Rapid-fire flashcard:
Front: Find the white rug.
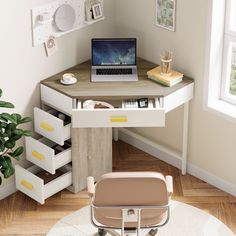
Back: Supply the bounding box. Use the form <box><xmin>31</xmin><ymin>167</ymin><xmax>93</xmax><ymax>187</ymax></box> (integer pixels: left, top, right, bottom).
<box><xmin>47</xmin><ymin>201</ymin><xmax>235</xmax><ymax>236</ymax></box>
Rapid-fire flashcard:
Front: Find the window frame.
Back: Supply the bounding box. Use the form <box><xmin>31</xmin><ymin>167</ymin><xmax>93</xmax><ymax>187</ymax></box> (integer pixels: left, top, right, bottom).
<box><xmin>204</xmin><ymin>0</ymin><xmax>236</xmax><ymax>121</ymax></box>
<box><xmin>220</xmin><ymin>0</ymin><xmax>236</xmax><ymax>106</ymax></box>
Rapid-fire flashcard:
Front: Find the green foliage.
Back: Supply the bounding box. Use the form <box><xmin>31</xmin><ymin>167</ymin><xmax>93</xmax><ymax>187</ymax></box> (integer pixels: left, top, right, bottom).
<box><xmin>0</xmin><ymin>88</ymin><xmax>32</xmax><ymax>184</ymax></box>
<box><xmin>230</xmin><ymin>47</ymin><xmax>236</xmax><ymax>95</ymax></box>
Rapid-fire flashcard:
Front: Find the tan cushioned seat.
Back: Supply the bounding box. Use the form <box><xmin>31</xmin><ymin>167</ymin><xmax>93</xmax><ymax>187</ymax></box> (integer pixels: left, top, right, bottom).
<box><xmin>93</xmin><ymin>172</ymin><xmax>169</xmax><ymax>228</ymax></box>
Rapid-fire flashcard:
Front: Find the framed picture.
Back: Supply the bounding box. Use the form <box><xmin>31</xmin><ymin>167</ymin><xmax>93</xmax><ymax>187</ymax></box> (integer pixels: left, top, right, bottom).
<box><xmin>156</xmin><ymin>0</ymin><xmax>176</xmax><ymax>31</ymax></box>
<box><xmin>92</xmin><ymin>3</ymin><xmax>103</xmax><ymax>20</ymax></box>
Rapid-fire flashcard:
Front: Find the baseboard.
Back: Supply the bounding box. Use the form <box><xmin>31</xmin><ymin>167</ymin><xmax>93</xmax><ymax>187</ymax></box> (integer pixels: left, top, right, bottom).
<box><xmin>0</xmin><ymin>181</ymin><xmax>17</xmax><ymax>201</ymax></box>
<box><xmin>118</xmin><ymin>128</ymin><xmax>236</xmax><ymax>197</ymax></box>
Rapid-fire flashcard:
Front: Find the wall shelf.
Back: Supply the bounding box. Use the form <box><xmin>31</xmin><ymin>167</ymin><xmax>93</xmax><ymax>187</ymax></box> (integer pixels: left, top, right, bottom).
<box><xmin>31</xmin><ymin>0</ymin><xmax>104</xmax><ymax>46</ymax></box>
<box><xmin>84</xmin><ymin>17</ymin><xmax>105</xmax><ymax>25</ymax></box>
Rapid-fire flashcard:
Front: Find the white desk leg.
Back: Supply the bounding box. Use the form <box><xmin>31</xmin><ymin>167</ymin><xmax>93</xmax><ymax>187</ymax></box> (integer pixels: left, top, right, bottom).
<box><xmin>113</xmin><ymin>128</ymin><xmax>119</xmax><ymax>141</ymax></box>
<box><xmin>182</xmin><ymin>102</ymin><xmax>189</xmax><ymax>175</ymax></box>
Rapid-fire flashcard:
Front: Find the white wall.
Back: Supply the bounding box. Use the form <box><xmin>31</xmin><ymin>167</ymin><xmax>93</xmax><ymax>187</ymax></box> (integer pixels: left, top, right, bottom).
<box><xmin>114</xmin><ymin>0</ymin><xmax>236</xmax><ymax>187</ymax></box>
<box><xmin>0</xmin><ymin>0</ymin><xmax>115</xmax><ymax>188</ymax></box>
<box><xmin>1</xmin><ymin>0</ymin><xmax>236</xmax><ymax>196</ymax></box>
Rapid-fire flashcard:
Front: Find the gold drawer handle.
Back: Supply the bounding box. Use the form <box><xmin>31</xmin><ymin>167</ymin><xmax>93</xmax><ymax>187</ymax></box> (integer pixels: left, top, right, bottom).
<box><xmin>32</xmin><ymin>150</ymin><xmax>45</xmax><ymax>161</ymax></box>
<box><xmin>110</xmin><ymin>117</ymin><xmax>128</xmax><ymax>123</ymax></box>
<box><xmin>40</xmin><ymin>122</ymin><xmax>54</xmax><ymax>132</ymax></box>
<box><xmin>21</xmin><ymin>180</ymin><xmax>33</xmax><ymax>190</ymax></box>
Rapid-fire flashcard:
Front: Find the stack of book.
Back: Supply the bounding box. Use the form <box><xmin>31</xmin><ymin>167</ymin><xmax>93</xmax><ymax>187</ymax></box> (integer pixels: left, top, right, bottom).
<box><xmin>147</xmin><ymin>66</ymin><xmax>183</xmax><ymax>87</ymax></box>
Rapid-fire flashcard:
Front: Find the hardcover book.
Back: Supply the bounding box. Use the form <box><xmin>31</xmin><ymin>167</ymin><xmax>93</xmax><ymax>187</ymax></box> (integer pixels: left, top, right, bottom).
<box><xmin>147</xmin><ymin>66</ymin><xmax>183</xmax><ymax>87</ymax></box>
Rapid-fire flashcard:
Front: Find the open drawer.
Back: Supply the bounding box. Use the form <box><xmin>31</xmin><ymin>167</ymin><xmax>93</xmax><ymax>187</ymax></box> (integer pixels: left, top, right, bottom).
<box><xmin>25</xmin><ymin>136</ymin><xmax>71</xmax><ymax>175</ymax></box>
<box><xmin>72</xmin><ymin>98</ymin><xmax>165</xmax><ymax>128</ymax></box>
<box><xmin>34</xmin><ymin>107</ymin><xmax>71</xmax><ymax>145</ymax></box>
<box><xmin>15</xmin><ymin>164</ymin><xmax>72</xmax><ymax>204</ymax></box>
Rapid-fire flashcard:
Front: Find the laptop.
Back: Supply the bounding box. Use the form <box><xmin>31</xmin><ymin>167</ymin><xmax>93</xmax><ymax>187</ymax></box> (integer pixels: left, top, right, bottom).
<box><xmin>91</xmin><ymin>38</ymin><xmax>138</xmax><ymax>82</ymax></box>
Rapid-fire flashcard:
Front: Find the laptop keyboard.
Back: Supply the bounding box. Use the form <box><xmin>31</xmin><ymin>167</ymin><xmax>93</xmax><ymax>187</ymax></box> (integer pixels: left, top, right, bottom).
<box><xmin>96</xmin><ymin>68</ymin><xmax>133</xmax><ymax>75</ymax></box>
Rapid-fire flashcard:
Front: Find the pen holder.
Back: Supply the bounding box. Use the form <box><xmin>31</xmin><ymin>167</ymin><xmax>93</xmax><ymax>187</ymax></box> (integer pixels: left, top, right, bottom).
<box><xmin>160</xmin><ymin>58</ymin><xmax>172</xmax><ymax>76</ymax></box>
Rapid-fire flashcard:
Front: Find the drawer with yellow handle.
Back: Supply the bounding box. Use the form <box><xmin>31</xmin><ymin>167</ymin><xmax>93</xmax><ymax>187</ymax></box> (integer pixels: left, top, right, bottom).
<box><xmin>72</xmin><ymin>98</ymin><xmax>165</xmax><ymax>128</ymax></box>
<box><xmin>34</xmin><ymin>107</ymin><xmax>71</xmax><ymax>145</ymax></box>
<box><xmin>25</xmin><ymin>136</ymin><xmax>71</xmax><ymax>175</ymax></box>
<box><xmin>15</xmin><ymin>164</ymin><xmax>72</xmax><ymax>204</ymax></box>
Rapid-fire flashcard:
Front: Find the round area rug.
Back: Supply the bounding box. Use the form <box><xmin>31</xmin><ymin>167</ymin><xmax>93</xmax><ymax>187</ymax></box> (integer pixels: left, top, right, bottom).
<box><xmin>47</xmin><ymin>201</ymin><xmax>234</xmax><ymax>236</ymax></box>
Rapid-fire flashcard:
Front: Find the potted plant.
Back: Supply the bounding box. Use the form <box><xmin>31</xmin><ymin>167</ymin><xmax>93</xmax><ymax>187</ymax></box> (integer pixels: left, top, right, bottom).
<box><xmin>0</xmin><ymin>88</ymin><xmax>32</xmax><ymax>185</ymax></box>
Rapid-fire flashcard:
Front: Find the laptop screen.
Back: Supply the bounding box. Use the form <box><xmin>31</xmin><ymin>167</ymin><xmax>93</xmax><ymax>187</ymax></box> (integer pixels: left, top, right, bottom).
<box><xmin>92</xmin><ymin>38</ymin><xmax>136</xmax><ymax>66</ymax></box>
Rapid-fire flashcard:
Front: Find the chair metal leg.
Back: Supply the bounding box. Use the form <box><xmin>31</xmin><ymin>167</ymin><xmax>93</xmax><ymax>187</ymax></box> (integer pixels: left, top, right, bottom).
<box><xmin>98</xmin><ymin>228</ymin><xmax>107</xmax><ymax>236</ymax></box>
<box><xmin>149</xmin><ymin>228</ymin><xmax>158</xmax><ymax>236</ymax></box>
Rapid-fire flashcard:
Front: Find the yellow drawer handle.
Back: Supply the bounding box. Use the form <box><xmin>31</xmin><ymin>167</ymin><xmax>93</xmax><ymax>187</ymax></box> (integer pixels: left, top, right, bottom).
<box><xmin>110</xmin><ymin>117</ymin><xmax>128</xmax><ymax>123</ymax></box>
<box><xmin>21</xmin><ymin>180</ymin><xmax>33</xmax><ymax>190</ymax></box>
<box><xmin>32</xmin><ymin>150</ymin><xmax>45</xmax><ymax>161</ymax></box>
<box><xmin>40</xmin><ymin>122</ymin><xmax>54</xmax><ymax>132</ymax></box>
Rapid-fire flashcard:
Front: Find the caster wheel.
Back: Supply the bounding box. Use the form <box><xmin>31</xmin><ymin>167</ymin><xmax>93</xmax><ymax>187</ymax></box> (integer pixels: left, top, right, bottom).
<box><xmin>98</xmin><ymin>228</ymin><xmax>107</xmax><ymax>236</ymax></box>
<box><xmin>149</xmin><ymin>228</ymin><xmax>158</xmax><ymax>236</ymax></box>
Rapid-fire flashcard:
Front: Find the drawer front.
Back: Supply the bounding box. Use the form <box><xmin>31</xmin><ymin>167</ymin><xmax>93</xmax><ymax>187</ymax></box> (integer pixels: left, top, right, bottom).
<box><xmin>34</xmin><ymin>107</ymin><xmax>70</xmax><ymax>145</ymax></box>
<box><xmin>15</xmin><ymin>165</ymin><xmax>45</xmax><ymax>204</ymax></box>
<box><xmin>72</xmin><ymin>108</ymin><xmax>165</xmax><ymax>128</ymax></box>
<box><xmin>15</xmin><ymin>165</ymin><xmax>72</xmax><ymax>204</ymax></box>
<box><xmin>40</xmin><ymin>84</ymin><xmax>73</xmax><ymax>116</ymax></box>
<box><xmin>25</xmin><ymin>137</ymin><xmax>71</xmax><ymax>174</ymax></box>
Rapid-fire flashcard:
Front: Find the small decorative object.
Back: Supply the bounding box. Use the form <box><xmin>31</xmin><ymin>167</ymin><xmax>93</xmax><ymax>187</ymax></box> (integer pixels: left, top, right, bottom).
<box><xmin>58</xmin><ymin>113</ymin><xmax>66</xmax><ymax>121</ymax></box>
<box><xmin>54</xmin><ymin>4</ymin><xmax>76</xmax><ymax>32</ymax></box>
<box><xmin>160</xmin><ymin>50</ymin><xmax>173</xmax><ymax>76</ymax></box>
<box><xmin>83</xmin><ymin>100</ymin><xmax>114</xmax><ymax>109</ymax></box>
<box><xmin>156</xmin><ymin>0</ymin><xmax>176</xmax><ymax>31</ymax></box>
<box><xmin>92</xmin><ymin>3</ymin><xmax>103</xmax><ymax>19</ymax></box>
<box><xmin>0</xmin><ymin>89</ymin><xmax>32</xmax><ymax>185</ymax></box>
<box><xmin>45</xmin><ymin>36</ymin><xmax>58</xmax><ymax>57</ymax></box>
<box><xmin>137</xmin><ymin>98</ymin><xmax>149</xmax><ymax>108</ymax></box>
<box><xmin>38</xmin><ymin>12</ymin><xmax>53</xmax><ymax>24</ymax></box>
<box><xmin>60</xmin><ymin>73</ymin><xmax>77</xmax><ymax>85</ymax></box>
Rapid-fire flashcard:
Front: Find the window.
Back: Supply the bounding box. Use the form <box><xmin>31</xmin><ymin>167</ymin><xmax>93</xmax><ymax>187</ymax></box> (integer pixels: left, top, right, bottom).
<box><xmin>205</xmin><ymin>0</ymin><xmax>236</xmax><ymax>120</ymax></box>
<box><xmin>221</xmin><ymin>0</ymin><xmax>236</xmax><ymax>105</ymax></box>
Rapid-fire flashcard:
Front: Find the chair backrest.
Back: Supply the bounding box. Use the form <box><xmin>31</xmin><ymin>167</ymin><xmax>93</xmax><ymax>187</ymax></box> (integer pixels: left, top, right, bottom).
<box><xmin>93</xmin><ymin>172</ymin><xmax>170</xmax><ymax>228</ymax></box>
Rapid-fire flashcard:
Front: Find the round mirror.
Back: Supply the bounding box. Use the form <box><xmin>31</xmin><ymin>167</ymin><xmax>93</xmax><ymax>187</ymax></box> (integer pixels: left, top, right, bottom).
<box><xmin>54</xmin><ymin>4</ymin><xmax>76</xmax><ymax>32</ymax></box>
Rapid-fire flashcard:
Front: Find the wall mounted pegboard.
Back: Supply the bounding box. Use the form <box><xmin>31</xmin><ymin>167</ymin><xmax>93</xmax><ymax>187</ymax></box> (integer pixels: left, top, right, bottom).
<box><xmin>31</xmin><ymin>0</ymin><xmax>104</xmax><ymax>46</ymax></box>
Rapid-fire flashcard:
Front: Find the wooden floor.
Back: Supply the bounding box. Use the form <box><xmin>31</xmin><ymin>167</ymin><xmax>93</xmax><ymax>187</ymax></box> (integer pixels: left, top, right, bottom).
<box><xmin>0</xmin><ymin>140</ymin><xmax>236</xmax><ymax>236</ymax></box>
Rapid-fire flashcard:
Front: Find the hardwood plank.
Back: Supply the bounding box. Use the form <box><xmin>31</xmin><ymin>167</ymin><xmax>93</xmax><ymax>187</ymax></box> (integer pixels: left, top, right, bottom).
<box><xmin>0</xmin><ymin>140</ymin><xmax>235</xmax><ymax>235</ymax></box>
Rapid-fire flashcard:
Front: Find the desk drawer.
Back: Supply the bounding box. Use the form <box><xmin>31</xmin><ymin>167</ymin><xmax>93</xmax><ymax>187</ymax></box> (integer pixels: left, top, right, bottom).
<box><xmin>25</xmin><ymin>137</ymin><xmax>71</xmax><ymax>175</ymax></box>
<box><xmin>72</xmin><ymin>98</ymin><xmax>165</xmax><ymax>128</ymax></box>
<box><xmin>40</xmin><ymin>84</ymin><xmax>73</xmax><ymax>116</ymax></box>
<box><xmin>15</xmin><ymin>165</ymin><xmax>72</xmax><ymax>204</ymax></box>
<box><xmin>34</xmin><ymin>108</ymin><xmax>71</xmax><ymax>145</ymax></box>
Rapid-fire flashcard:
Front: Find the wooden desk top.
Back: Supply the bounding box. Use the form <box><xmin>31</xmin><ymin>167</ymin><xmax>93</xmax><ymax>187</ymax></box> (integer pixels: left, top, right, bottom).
<box><xmin>41</xmin><ymin>58</ymin><xmax>194</xmax><ymax>99</ymax></box>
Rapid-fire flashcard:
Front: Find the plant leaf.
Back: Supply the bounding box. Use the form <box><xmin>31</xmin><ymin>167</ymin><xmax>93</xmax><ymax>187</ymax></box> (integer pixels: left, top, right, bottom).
<box><xmin>19</xmin><ymin>117</ymin><xmax>32</xmax><ymax>124</ymax></box>
<box><xmin>9</xmin><ymin>146</ymin><xmax>24</xmax><ymax>157</ymax></box>
<box><xmin>11</xmin><ymin>113</ymin><xmax>21</xmax><ymax>123</ymax></box>
<box><xmin>11</xmin><ymin>134</ymin><xmax>22</xmax><ymax>141</ymax></box>
<box><xmin>0</xmin><ymin>156</ymin><xmax>14</xmax><ymax>178</ymax></box>
<box><xmin>0</xmin><ymin>122</ymin><xmax>7</xmax><ymax>128</ymax></box>
<box><xmin>0</xmin><ymin>115</ymin><xmax>8</xmax><ymax>122</ymax></box>
<box><xmin>0</xmin><ymin>89</ymin><xmax>2</xmax><ymax>98</ymax></box>
<box><xmin>23</xmin><ymin>130</ymin><xmax>33</xmax><ymax>136</ymax></box>
<box><xmin>5</xmin><ymin>140</ymin><xmax>15</xmax><ymax>149</ymax></box>
<box><xmin>0</xmin><ymin>101</ymin><xmax>14</xmax><ymax>109</ymax></box>
<box><xmin>0</xmin><ymin>144</ymin><xmax>5</xmax><ymax>152</ymax></box>
<box><xmin>13</xmin><ymin>129</ymin><xmax>24</xmax><ymax>136</ymax></box>
<box><xmin>5</xmin><ymin>123</ymin><xmax>16</xmax><ymax>137</ymax></box>
<box><xmin>0</xmin><ymin>113</ymin><xmax>17</xmax><ymax>124</ymax></box>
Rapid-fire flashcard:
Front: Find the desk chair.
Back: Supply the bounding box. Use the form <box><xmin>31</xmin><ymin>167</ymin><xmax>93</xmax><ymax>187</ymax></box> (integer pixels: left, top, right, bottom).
<box><xmin>87</xmin><ymin>172</ymin><xmax>173</xmax><ymax>236</ymax></box>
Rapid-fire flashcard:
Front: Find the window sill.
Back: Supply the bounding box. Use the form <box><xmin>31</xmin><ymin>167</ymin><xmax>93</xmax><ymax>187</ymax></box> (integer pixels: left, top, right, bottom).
<box><xmin>206</xmin><ymin>99</ymin><xmax>236</xmax><ymax>122</ymax></box>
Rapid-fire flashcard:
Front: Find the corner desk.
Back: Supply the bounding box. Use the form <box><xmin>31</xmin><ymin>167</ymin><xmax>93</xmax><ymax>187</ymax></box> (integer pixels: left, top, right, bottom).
<box><xmin>31</xmin><ymin>58</ymin><xmax>194</xmax><ymax>195</ymax></box>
